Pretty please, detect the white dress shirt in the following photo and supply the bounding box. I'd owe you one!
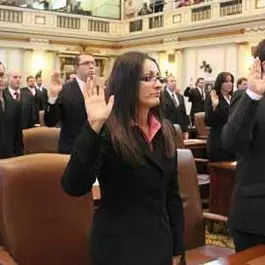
[8,87,20,100]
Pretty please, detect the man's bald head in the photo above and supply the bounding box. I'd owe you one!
[8,71,21,90]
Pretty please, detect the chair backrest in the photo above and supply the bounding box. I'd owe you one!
[177,148,205,250]
[0,154,93,265]
[194,112,209,138]
[173,124,185,148]
[23,127,60,154]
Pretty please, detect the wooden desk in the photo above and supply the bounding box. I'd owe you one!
[184,139,207,158]
[204,245,265,264]
[208,161,236,217]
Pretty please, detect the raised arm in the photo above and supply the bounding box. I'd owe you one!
[222,58,265,155]
[61,76,114,196]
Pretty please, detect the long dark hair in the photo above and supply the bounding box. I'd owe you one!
[213,72,234,97]
[105,52,176,165]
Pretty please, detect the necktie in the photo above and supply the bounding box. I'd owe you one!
[172,93,179,107]
[14,91,20,101]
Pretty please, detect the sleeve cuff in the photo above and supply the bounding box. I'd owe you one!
[48,96,58,104]
[246,89,263,101]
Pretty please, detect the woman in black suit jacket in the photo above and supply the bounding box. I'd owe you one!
[61,52,185,265]
[205,72,235,162]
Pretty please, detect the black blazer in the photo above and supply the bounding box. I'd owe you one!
[205,94,234,162]
[44,79,87,154]
[0,90,23,158]
[161,90,189,132]
[61,123,185,265]
[184,87,205,116]
[21,87,45,124]
[4,88,35,130]
[230,89,246,115]
[222,93,265,236]
[37,87,48,107]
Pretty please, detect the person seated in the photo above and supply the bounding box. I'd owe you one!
[138,2,152,16]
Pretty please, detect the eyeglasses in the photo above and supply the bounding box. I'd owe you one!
[79,61,95,66]
[139,75,162,83]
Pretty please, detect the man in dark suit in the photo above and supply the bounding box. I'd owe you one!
[222,39,265,252]
[184,77,206,125]
[7,71,35,129]
[44,53,96,154]
[21,75,45,125]
[161,75,189,139]
[35,75,48,105]
[0,64,23,158]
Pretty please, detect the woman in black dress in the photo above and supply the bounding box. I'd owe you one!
[205,72,235,161]
[61,52,185,265]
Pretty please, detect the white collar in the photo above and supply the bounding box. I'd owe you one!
[8,87,20,95]
[166,87,175,96]
[75,76,86,92]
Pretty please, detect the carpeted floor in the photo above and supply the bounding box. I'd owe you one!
[205,222,234,249]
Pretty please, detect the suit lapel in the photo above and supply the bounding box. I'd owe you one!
[69,79,86,119]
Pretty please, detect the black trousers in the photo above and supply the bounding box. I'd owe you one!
[230,229,265,253]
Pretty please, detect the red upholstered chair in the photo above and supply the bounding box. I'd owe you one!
[0,154,93,265]
[23,127,60,154]
[177,149,233,264]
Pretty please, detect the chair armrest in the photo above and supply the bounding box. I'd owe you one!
[0,247,17,264]
[194,158,209,163]
[203,212,228,222]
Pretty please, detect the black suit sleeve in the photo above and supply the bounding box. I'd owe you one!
[166,154,185,256]
[14,104,23,156]
[44,92,62,127]
[183,86,191,97]
[229,90,245,115]
[61,122,102,196]
[222,94,260,155]
[180,97,189,132]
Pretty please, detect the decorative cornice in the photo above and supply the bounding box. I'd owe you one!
[245,26,265,33]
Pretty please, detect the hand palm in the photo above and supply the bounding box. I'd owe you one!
[83,77,114,124]
[248,58,265,95]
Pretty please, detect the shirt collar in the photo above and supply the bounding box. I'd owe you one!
[133,114,161,143]
[75,76,86,92]
[8,87,20,95]
[166,87,174,96]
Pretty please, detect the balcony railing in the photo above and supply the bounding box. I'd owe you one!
[0,0,264,39]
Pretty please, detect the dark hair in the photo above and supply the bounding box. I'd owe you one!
[105,52,176,165]
[73,53,93,67]
[237,77,247,87]
[196,77,204,86]
[213,72,234,96]
[26,75,34,82]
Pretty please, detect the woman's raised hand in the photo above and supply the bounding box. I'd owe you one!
[210,89,219,110]
[83,76,114,133]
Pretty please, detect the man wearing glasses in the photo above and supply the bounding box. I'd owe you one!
[45,54,96,154]
[0,63,23,158]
